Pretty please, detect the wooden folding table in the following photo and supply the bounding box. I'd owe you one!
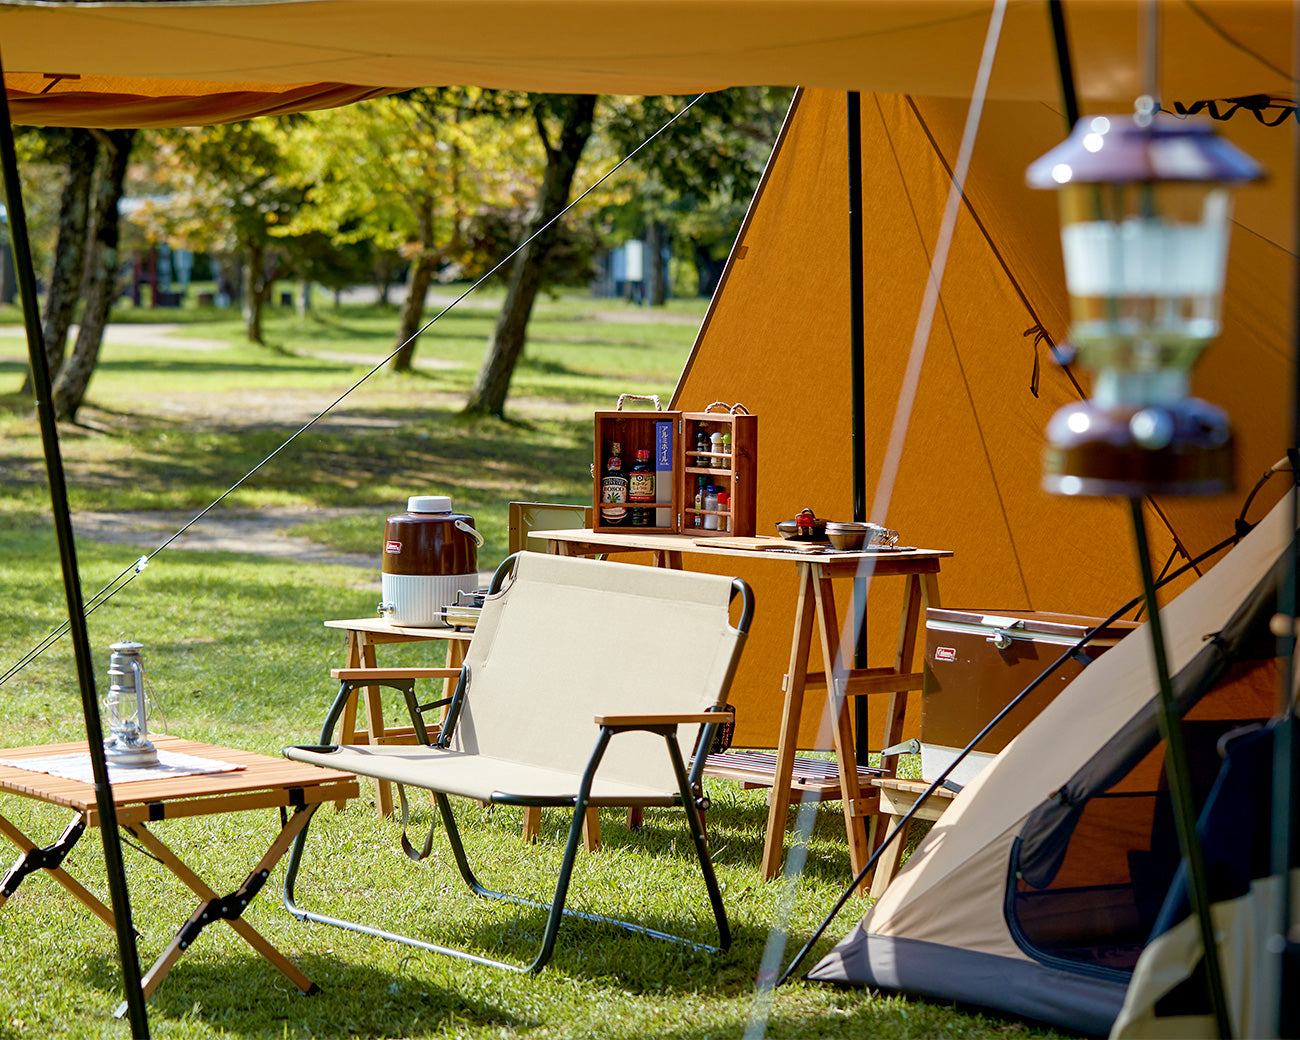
[532,529,949,887]
[0,735,358,1013]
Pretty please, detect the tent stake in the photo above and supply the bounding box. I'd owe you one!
[0,52,150,1038]
[1129,497,1232,1039]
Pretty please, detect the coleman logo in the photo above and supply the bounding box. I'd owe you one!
[385,540,402,554]
[935,647,957,662]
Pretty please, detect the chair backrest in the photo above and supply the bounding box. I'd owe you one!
[507,501,592,555]
[453,552,747,793]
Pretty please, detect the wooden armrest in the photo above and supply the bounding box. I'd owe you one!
[595,713,720,728]
[331,667,461,681]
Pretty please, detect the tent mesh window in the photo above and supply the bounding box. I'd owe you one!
[1008,607,1280,976]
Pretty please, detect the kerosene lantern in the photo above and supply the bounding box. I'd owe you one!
[104,638,158,767]
[1026,98,1263,497]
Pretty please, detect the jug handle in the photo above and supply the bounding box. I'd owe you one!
[455,519,485,548]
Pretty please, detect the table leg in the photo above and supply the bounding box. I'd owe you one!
[761,564,818,881]
[0,812,116,929]
[812,569,875,890]
[334,632,365,811]
[118,807,320,1012]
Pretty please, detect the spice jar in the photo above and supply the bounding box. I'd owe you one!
[717,490,731,531]
[709,431,724,468]
[703,485,720,530]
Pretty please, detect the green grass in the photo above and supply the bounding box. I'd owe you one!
[0,294,1066,1039]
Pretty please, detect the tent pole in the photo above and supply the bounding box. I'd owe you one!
[1048,0,1080,127]
[1129,498,1233,1039]
[0,56,150,1038]
[847,92,873,764]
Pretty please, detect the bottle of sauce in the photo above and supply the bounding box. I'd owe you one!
[628,448,655,527]
[694,475,708,527]
[600,441,629,526]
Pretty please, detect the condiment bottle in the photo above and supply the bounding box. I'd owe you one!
[703,485,720,530]
[709,431,724,468]
[600,441,628,526]
[628,448,655,527]
[720,432,731,469]
[717,490,731,531]
[694,475,708,527]
[695,428,710,462]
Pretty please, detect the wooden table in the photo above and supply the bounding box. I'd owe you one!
[323,617,472,817]
[0,735,358,1013]
[867,777,957,899]
[532,530,949,887]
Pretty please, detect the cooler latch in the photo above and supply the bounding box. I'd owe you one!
[980,615,1025,650]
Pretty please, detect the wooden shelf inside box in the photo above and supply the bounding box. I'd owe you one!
[593,410,680,534]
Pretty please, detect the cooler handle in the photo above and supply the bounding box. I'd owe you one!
[455,519,485,548]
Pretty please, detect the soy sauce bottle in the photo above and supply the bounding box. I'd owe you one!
[601,442,629,526]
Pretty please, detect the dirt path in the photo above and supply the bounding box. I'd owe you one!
[72,507,379,571]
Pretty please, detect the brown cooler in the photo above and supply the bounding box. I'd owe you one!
[922,608,1139,786]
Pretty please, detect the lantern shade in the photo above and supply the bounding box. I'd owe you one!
[1027,112,1262,498]
[1025,114,1264,188]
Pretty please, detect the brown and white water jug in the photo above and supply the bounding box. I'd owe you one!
[379,495,483,627]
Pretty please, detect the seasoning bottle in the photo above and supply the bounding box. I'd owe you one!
[709,431,724,468]
[694,474,708,527]
[628,448,655,527]
[720,432,732,469]
[703,485,720,530]
[717,490,731,531]
[600,441,628,526]
[695,427,710,461]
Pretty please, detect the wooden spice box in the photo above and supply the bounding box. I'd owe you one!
[592,402,757,536]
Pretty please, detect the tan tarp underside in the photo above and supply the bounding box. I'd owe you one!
[0,0,1295,127]
[674,88,1292,750]
[808,496,1293,971]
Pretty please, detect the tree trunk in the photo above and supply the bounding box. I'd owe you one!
[243,241,265,344]
[390,251,439,372]
[52,131,134,421]
[646,220,669,307]
[464,95,597,418]
[21,129,97,396]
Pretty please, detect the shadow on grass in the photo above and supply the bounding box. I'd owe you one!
[76,950,526,1039]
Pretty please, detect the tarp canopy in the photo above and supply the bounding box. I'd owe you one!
[0,0,1294,127]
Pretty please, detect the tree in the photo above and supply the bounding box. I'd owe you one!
[140,121,304,344]
[18,128,96,396]
[51,129,135,420]
[601,88,793,302]
[464,94,597,418]
[284,89,532,370]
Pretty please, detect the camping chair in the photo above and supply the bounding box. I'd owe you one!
[282,551,753,972]
[507,500,592,554]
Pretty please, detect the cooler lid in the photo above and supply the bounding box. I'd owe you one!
[925,607,1139,641]
[408,495,453,513]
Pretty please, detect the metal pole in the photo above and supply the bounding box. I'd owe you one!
[846,92,875,763]
[1048,0,1081,127]
[1130,498,1232,1038]
[0,56,150,1037]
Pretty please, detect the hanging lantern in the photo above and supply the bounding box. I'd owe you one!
[104,638,158,767]
[1026,103,1263,496]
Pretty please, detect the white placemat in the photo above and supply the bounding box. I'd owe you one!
[0,747,243,785]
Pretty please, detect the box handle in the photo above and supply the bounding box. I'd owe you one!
[703,400,750,415]
[616,393,662,411]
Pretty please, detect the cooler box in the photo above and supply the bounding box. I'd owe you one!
[922,608,1139,787]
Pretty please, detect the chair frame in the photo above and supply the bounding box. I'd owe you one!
[282,554,753,973]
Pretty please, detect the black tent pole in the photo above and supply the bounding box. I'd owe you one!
[0,55,150,1038]
[1048,0,1081,127]
[846,91,874,763]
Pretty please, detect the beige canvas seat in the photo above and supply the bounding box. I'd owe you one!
[283,551,752,972]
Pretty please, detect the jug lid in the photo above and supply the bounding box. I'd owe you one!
[407,495,453,513]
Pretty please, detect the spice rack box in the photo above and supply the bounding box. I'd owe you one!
[592,407,757,536]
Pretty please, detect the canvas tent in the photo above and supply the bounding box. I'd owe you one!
[1,0,1298,1033]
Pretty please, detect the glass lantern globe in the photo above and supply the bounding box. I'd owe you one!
[1027,109,1262,496]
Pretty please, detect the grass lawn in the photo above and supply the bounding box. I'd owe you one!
[0,291,1067,1039]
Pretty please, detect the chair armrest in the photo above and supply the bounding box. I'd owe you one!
[595,713,720,730]
[331,667,461,681]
